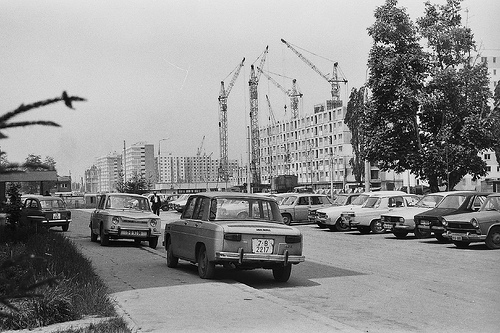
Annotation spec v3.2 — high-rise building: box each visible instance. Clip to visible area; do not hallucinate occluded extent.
[95,153,122,192]
[123,142,156,185]
[258,100,358,191]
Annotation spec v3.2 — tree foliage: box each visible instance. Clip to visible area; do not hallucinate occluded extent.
[345,86,368,185]
[359,0,499,192]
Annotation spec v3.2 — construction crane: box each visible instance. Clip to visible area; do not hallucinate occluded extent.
[265,95,277,126]
[218,57,245,183]
[196,135,205,157]
[281,38,347,102]
[248,46,268,186]
[257,66,303,119]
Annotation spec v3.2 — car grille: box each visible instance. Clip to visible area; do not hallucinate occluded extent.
[122,218,149,224]
[447,221,476,233]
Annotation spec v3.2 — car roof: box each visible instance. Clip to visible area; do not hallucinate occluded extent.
[189,191,278,200]
[105,193,147,198]
[23,195,63,201]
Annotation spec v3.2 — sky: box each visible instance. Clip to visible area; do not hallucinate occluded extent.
[0,0,498,182]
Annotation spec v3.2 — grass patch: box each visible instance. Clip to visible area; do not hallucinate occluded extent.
[0,228,128,332]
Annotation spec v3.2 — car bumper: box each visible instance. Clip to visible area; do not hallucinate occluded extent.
[216,250,305,265]
[445,232,486,242]
[106,227,161,238]
[28,216,71,226]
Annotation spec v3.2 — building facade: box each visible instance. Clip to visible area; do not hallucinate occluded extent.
[95,153,122,192]
[123,142,156,185]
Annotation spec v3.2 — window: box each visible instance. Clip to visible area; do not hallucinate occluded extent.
[484,153,491,160]
[298,197,309,205]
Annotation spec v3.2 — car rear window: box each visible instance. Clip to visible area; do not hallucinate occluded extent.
[209,198,280,222]
[40,199,66,209]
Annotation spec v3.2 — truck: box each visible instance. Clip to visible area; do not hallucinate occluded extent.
[272,175,298,193]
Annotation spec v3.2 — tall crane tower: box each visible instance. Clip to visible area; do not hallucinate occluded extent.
[257,67,303,119]
[248,46,268,186]
[281,38,347,102]
[218,57,245,183]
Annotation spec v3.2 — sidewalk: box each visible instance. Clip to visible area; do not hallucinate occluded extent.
[112,282,362,333]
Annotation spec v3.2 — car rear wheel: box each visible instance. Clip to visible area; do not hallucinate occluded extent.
[485,226,500,250]
[370,220,385,234]
[272,264,292,282]
[335,218,350,232]
[453,241,470,249]
[100,225,109,246]
[282,214,292,225]
[414,227,431,239]
[166,237,178,268]
[90,227,98,242]
[62,224,69,232]
[197,245,215,279]
[393,231,408,239]
[149,237,158,249]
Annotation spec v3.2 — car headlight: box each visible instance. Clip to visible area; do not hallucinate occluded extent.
[442,219,448,227]
[398,217,404,223]
[112,216,121,225]
[470,218,479,228]
[150,219,159,227]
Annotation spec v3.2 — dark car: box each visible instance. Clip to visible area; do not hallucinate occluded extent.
[443,193,500,249]
[20,195,71,231]
[414,191,491,241]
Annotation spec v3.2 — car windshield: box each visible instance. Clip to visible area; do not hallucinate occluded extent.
[282,196,297,205]
[481,196,500,211]
[415,194,443,208]
[435,195,467,209]
[363,197,381,208]
[333,195,350,205]
[106,195,150,211]
[210,197,281,222]
[40,199,66,209]
[351,194,369,205]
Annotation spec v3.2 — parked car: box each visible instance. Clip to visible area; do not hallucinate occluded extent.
[308,193,362,228]
[442,193,500,249]
[20,195,71,231]
[315,193,372,231]
[173,194,192,212]
[414,191,491,241]
[161,194,180,211]
[279,193,333,225]
[89,193,161,248]
[164,192,305,282]
[274,193,295,205]
[381,192,453,238]
[341,192,420,234]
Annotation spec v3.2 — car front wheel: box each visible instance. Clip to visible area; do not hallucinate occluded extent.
[335,218,350,232]
[282,214,292,225]
[453,241,470,249]
[90,227,98,242]
[197,245,215,279]
[100,224,109,246]
[393,231,408,239]
[272,264,292,282]
[485,226,500,250]
[166,237,178,268]
[149,237,158,249]
[370,220,385,234]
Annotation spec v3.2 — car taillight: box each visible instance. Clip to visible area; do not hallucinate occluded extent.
[285,235,301,243]
[224,233,242,241]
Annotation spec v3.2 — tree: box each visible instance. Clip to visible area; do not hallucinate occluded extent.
[364,0,427,174]
[364,0,499,192]
[345,86,368,185]
[123,171,149,194]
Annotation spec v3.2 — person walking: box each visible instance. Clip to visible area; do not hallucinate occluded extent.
[150,192,161,216]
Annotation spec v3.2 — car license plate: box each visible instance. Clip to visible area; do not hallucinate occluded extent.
[452,235,462,241]
[53,212,61,219]
[421,221,430,226]
[252,239,274,254]
[383,224,392,229]
[122,230,147,237]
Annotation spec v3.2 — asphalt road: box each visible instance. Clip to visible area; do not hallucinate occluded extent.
[66,209,500,333]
